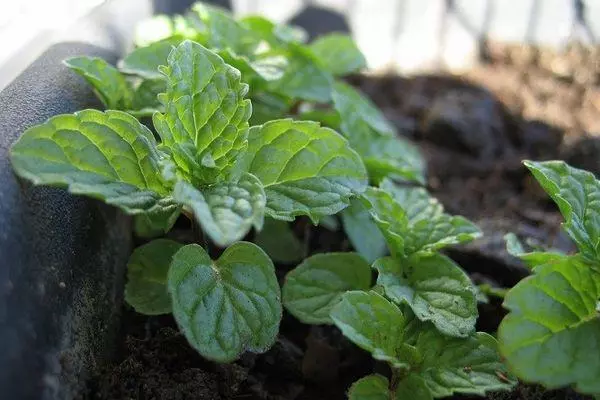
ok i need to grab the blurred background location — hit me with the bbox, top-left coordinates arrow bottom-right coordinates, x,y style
1,0 -> 598,88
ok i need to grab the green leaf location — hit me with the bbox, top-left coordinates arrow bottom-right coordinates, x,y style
297,108 -> 341,130
254,219 -> 303,263
239,119 -> 368,223
120,38 -> 180,79
248,91 -> 292,125
153,40 -> 252,185
341,198 -> 388,263
283,253 -> 372,324
173,173 -> 266,247
125,239 -> 183,315
168,242 -> 281,362
360,135 -> 426,184
374,254 -> 477,338
191,3 -> 259,55
131,79 -> 166,113
64,56 -> 132,109
133,204 -> 181,238
218,49 -> 287,85
499,255 -> 600,393
504,232 -> 567,269
367,182 -> 481,257
525,160 -> 600,260
408,320 -> 516,397
330,291 -> 409,368
395,375 -> 434,400
309,33 -> 366,76
360,187 -> 408,257
332,82 -> 425,183
269,44 -> 333,103
10,109 -> 172,214
348,374 -> 390,400
332,81 -> 394,137
134,14 -> 197,47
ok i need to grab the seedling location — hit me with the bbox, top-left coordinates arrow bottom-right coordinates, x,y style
283,180 -> 516,398
8,4 -> 515,399
499,161 -> 600,395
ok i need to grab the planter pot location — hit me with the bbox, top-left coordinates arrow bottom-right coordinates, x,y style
0,1 -> 195,398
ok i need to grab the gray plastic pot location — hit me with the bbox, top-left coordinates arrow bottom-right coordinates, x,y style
0,1 -> 197,399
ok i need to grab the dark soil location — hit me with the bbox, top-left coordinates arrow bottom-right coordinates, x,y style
82,43 -> 600,400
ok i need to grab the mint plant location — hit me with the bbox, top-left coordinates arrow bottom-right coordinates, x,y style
282,179 -> 516,399
498,161 -> 600,395
10,36 -> 368,362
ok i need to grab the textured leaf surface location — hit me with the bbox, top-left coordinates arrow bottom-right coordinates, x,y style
173,173 -> 266,247
283,253 -> 372,324
153,40 -> 252,185
269,44 -> 333,103
254,219 -> 303,263
239,119 -> 367,222
395,375 -> 434,400
348,375 -> 389,400
168,242 -> 281,362
330,291 -> 408,368
310,33 -> 366,76
499,255 -> 600,393
374,254 -> 477,337
407,320 -> 515,397
125,239 -> 183,315
363,183 -> 480,257
341,198 -> 388,263
120,38 -> 179,79
525,160 -> 600,260
10,109 -> 171,214
64,56 -> 132,109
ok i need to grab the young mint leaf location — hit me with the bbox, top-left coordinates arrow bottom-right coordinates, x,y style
64,56 -> 132,109
10,109 -> 172,214
131,79 -> 166,114
499,255 -> 600,393
238,119 -> 368,223
332,82 -> 425,183
217,49 -> 287,87
173,173 -> 266,247
525,160 -> 600,260
348,374 -> 390,400
360,134 -> 426,184
254,219 -> 303,263
374,254 -> 477,338
168,242 -> 281,362
309,33 -> 366,76
282,253 -> 372,324
360,187 -> 408,257
367,181 -> 481,257
269,44 -> 333,103
330,291 -> 409,368
332,81 -> 394,137
125,239 -> 183,315
240,15 -> 307,46
133,204 -> 181,238
407,319 -> 516,397
153,40 -> 252,185
119,38 -> 180,80
341,198 -> 388,263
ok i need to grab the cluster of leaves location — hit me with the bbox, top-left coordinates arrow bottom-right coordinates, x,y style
10,3 -> 515,398
499,161 -> 600,396
283,179 -> 516,399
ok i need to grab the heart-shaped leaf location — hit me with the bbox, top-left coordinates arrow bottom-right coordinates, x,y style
168,242 -> 281,362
